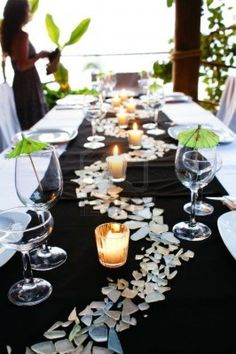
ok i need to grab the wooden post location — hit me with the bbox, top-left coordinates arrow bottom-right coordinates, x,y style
172,0 -> 202,100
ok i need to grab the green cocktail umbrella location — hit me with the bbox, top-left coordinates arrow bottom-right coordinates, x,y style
177,125 -> 219,148
7,137 -> 48,159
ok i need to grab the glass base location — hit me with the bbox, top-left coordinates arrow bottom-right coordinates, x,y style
173,221 -> 211,241
129,144 -> 141,150
110,176 -> 126,183
83,141 -> 105,149
30,246 -> 67,271
87,135 -> 105,142
147,128 -> 165,136
142,123 -> 156,130
184,201 -> 214,216
8,278 -> 52,306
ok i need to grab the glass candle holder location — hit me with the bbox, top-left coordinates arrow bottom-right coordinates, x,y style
128,122 -> 143,150
107,145 -> 127,182
125,97 -> 136,113
95,223 -> 130,268
112,95 -> 121,108
116,109 -> 129,128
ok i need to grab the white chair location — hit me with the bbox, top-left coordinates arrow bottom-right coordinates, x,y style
217,76 -> 236,133
0,82 -> 21,152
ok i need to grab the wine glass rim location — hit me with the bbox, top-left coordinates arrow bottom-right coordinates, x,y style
15,144 -> 56,157
0,206 -> 52,233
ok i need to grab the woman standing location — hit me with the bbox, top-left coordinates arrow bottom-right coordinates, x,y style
1,0 -> 49,130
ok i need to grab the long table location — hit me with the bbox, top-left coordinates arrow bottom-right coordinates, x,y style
0,100 -> 236,354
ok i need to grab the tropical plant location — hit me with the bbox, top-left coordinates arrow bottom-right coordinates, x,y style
45,14 -> 91,92
152,0 -> 236,111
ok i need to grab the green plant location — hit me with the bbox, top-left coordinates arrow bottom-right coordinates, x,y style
163,0 -> 236,110
45,14 -> 91,91
200,0 -> 236,107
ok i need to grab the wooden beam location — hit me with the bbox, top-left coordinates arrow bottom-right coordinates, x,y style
173,0 -> 202,100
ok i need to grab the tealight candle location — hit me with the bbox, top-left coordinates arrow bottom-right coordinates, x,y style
111,95 -> 121,107
116,108 -> 129,128
128,122 -> 143,150
126,97 -> 136,113
119,88 -> 128,102
107,145 -> 127,182
95,223 -> 130,268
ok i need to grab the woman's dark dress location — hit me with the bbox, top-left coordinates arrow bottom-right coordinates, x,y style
12,41 -> 48,130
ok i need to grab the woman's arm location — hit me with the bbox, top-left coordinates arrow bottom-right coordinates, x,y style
12,31 -> 49,71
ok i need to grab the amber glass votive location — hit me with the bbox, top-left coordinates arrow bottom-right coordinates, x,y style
95,223 -> 130,268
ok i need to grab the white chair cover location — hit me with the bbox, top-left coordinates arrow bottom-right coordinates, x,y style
0,82 -> 21,152
217,76 -> 236,132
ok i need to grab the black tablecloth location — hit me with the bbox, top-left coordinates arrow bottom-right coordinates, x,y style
0,112 -> 235,354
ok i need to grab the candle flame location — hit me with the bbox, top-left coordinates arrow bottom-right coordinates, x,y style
113,145 -> 119,156
111,223 -> 121,233
133,122 -> 138,130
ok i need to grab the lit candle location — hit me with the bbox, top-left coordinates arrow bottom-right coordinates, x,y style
126,97 -> 136,113
107,145 -> 127,182
111,95 -> 121,107
95,223 -> 130,268
119,88 -> 128,102
128,122 -> 143,149
116,108 -> 129,128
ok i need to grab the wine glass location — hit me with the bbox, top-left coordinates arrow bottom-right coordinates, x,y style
173,144 -> 217,241
0,206 -> 53,305
15,145 -> 67,270
142,88 -> 165,135
83,101 -> 106,149
102,72 -> 117,97
183,154 -> 222,216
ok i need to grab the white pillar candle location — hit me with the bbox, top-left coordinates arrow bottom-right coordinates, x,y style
126,97 -> 136,113
107,145 -> 127,182
128,122 -> 143,149
95,223 -> 130,268
116,108 -> 129,128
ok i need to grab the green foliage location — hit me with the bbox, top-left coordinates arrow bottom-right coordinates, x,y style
45,14 -> 91,91
45,14 -> 60,48
178,126 -> 219,148
43,85 -> 99,109
164,0 -> 236,110
45,15 -> 90,50
200,2 -> 236,105
153,60 -> 172,83
54,63 -> 68,86
166,0 -> 174,7
7,137 -> 48,158
63,18 -> 91,48
28,0 -> 39,14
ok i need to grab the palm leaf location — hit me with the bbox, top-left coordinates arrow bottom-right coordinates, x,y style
28,0 -> 39,14
63,18 -> 91,48
45,14 -> 60,47
177,125 -> 219,148
7,137 -> 48,158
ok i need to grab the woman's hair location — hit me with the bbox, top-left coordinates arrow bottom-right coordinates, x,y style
1,0 -> 29,55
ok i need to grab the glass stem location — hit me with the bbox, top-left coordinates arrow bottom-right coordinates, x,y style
91,121 -> 96,139
22,251 -> 34,285
42,241 -> 50,253
189,190 -> 197,227
199,187 -> 203,202
154,109 -> 159,128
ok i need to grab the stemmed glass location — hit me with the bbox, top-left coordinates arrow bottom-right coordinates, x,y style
173,143 -> 217,241
142,88 -> 165,135
183,154 -> 222,216
15,145 -> 67,270
0,206 -> 53,305
102,72 -> 117,97
83,101 -> 107,149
